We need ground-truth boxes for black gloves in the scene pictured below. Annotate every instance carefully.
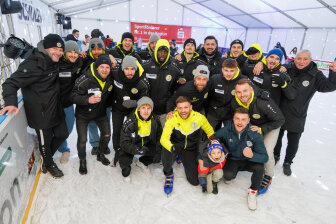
[122,99,137,109]
[153,151,161,163]
[271,74,286,87]
[245,47,259,56]
[136,146,149,155]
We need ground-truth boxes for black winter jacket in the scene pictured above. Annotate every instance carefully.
[231,89,285,135]
[108,44,142,67]
[109,65,150,112]
[174,52,208,82]
[281,62,336,132]
[120,110,162,155]
[59,56,83,108]
[2,41,64,129]
[197,47,222,76]
[72,63,113,120]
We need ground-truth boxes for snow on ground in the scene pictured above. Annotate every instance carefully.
[26,91,336,224]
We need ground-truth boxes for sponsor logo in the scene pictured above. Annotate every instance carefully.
[108,85,113,92]
[146,73,157,79]
[253,76,263,84]
[302,80,310,87]
[246,141,253,147]
[114,80,123,89]
[204,92,208,99]
[215,89,224,94]
[59,72,71,78]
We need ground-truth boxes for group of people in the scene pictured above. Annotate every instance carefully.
[1,28,336,211]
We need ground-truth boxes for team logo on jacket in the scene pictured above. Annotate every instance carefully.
[302,80,310,87]
[191,122,197,129]
[192,69,196,75]
[166,74,172,81]
[252,114,261,119]
[204,92,208,99]
[57,42,62,47]
[108,85,113,92]
[131,88,138,94]
[246,141,253,147]
[231,90,235,95]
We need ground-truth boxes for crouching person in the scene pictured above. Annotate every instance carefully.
[198,140,228,194]
[72,55,113,174]
[119,97,162,181]
[214,107,268,210]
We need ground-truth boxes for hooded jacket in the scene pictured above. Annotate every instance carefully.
[241,44,263,76]
[2,41,64,129]
[174,51,208,82]
[120,109,162,155]
[160,110,214,152]
[214,121,268,163]
[137,43,155,62]
[59,55,83,108]
[142,39,182,115]
[72,63,113,120]
[208,67,247,121]
[108,43,142,67]
[197,47,222,76]
[109,63,150,112]
[231,89,285,135]
[281,61,336,132]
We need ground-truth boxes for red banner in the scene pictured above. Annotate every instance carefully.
[131,22,192,45]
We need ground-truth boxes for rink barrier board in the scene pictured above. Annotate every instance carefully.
[0,97,39,224]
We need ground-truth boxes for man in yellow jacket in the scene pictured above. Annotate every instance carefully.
[160,96,214,195]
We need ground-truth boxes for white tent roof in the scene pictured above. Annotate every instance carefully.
[41,0,336,29]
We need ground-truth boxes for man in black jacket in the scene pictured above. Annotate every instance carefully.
[142,39,182,127]
[166,65,210,114]
[72,55,113,174]
[207,58,247,131]
[107,32,142,66]
[57,40,83,164]
[197,36,222,76]
[232,78,285,194]
[109,55,150,166]
[119,97,162,180]
[1,34,68,178]
[223,39,247,69]
[137,33,160,62]
[173,38,208,82]
[274,50,336,175]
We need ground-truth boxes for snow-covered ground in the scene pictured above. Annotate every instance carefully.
[26,91,336,224]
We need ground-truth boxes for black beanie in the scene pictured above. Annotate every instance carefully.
[184,38,196,49]
[230,39,244,50]
[94,54,112,69]
[43,34,64,50]
[121,32,134,43]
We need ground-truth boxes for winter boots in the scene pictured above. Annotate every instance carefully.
[46,163,64,178]
[79,159,87,175]
[283,162,292,176]
[247,188,257,210]
[97,153,110,166]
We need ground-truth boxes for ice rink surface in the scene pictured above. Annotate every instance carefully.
[26,91,336,224]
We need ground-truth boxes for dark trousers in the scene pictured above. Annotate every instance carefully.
[224,159,265,190]
[119,144,156,177]
[274,129,302,164]
[76,115,110,160]
[207,110,224,132]
[162,146,199,186]
[35,119,69,167]
[111,109,129,150]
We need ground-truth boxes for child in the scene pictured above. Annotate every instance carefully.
[198,140,228,194]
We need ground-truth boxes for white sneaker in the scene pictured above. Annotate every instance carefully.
[60,152,70,164]
[247,188,257,211]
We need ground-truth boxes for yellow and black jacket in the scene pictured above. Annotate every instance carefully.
[142,39,182,115]
[160,110,214,152]
[108,43,142,66]
[241,44,263,77]
[174,51,208,82]
[120,109,162,155]
[208,67,247,121]
[230,89,285,135]
[72,63,113,120]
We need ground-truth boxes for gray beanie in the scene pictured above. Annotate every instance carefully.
[89,38,105,51]
[137,96,154,109]
[194,65,210,80]
[64,40,79,53]
[122,55,138,71]
[149,34,160,43]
